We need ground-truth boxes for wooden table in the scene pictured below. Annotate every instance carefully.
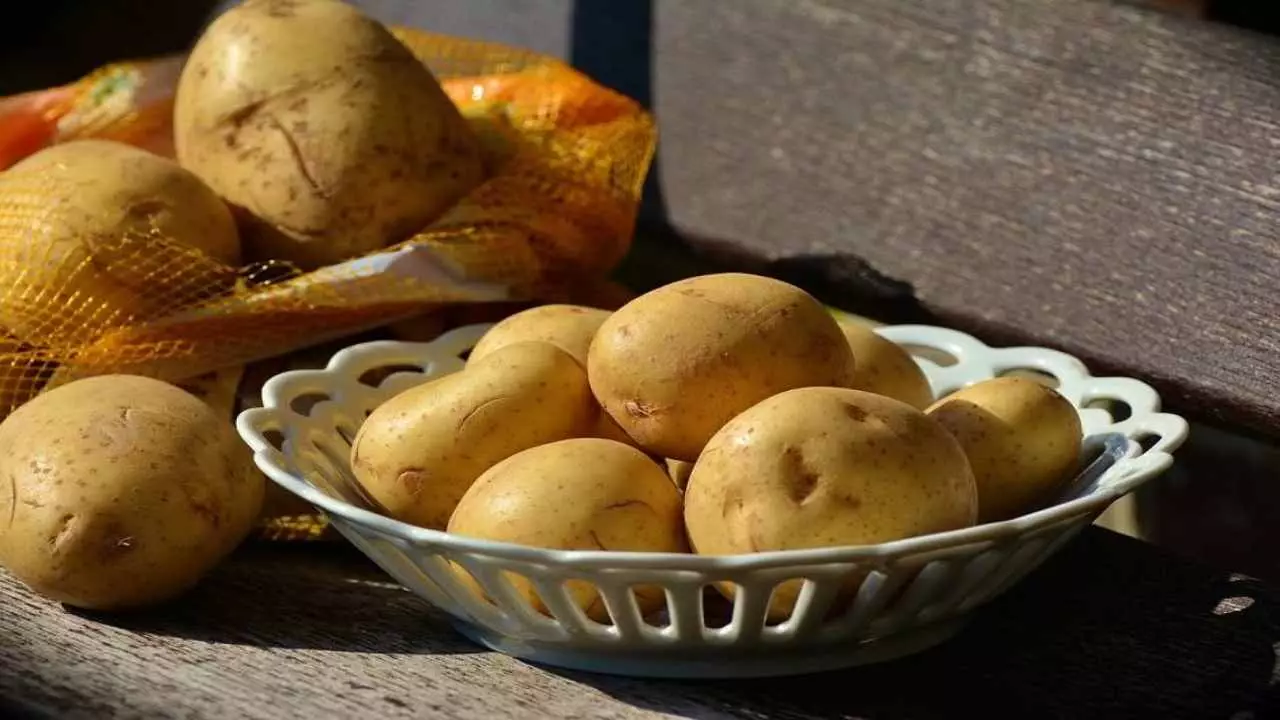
[5,0,1280,718]
[4,527,1279,720]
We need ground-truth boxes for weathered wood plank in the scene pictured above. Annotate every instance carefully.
[3,528,1279,719]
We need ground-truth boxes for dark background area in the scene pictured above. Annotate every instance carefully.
[0,2,217,95]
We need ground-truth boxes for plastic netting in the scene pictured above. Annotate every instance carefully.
[0,26,656,417]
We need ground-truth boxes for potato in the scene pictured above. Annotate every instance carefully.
[0,375,263,610]
[927,376,1083,522]
[0,139,240,344]
[351,341,596,529]
[588,273,856,461]
[837,319,934,409]
[461,303,638,447]
[684,387,977,619]
[468,304,611,368]
[448,438,687,621]
[174,0,484,269]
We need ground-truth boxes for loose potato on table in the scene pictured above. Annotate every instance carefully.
[927,376,1083,523]
[448,438,687,621]
[0,139,240,345]
[588,273,856,461]
[0,375,263,611]
[837,319,934,409]
[684,387,978,619]
[175,0,485,269]
[351,341,597,530]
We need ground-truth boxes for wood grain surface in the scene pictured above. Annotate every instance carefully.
[3,528,1279,719]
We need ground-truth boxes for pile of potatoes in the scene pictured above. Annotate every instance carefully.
[0,0,485,406]
[0,0,486,611]
[351,272,1084,619]
[0,0,1085,620]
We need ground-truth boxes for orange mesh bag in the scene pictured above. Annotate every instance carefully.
[0,28,654,396]
[0,27,655,540]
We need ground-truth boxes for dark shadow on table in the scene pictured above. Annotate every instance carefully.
[1132,421,1280,584]
[535,529,1280,720]
[70,542,484,655]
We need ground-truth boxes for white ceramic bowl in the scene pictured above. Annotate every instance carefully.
[235,322,1188,678]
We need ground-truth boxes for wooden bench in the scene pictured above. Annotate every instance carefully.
[6,530,1280,719]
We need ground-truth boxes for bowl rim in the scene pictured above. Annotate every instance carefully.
[235,322,1190,571]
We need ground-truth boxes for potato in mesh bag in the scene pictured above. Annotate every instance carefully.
[0,139,240,348]
[0,6,655,451]
[174,0,486,270]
